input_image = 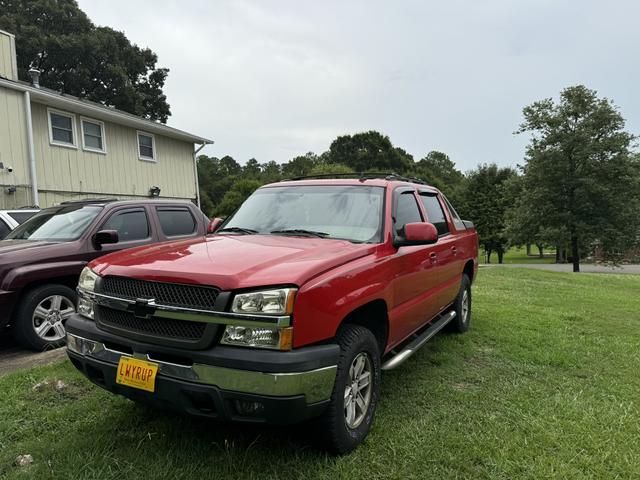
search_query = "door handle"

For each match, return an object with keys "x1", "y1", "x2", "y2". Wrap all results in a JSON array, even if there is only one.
[
  {"x1": 429, "y1": 252, "x2": 438, "y2": 263},
  {"x1": 451, "y1": 246, "x2": 458, "y2": 255}
]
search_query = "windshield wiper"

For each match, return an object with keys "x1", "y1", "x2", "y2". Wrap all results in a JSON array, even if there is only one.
[
  {"x1": 217, "y1": 226, "x2": 258, "y2": 235},
  {"x1": 270, "y1": 229, "x2": 330, "y2": 238}
]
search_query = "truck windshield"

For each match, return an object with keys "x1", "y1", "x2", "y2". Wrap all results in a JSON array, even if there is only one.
[
  {"x1": 6, "y1": 205, "x2": 102, "y2": 242},
  {"x1": 221, "y1": 185, "x2": 385, "y2": 243}
]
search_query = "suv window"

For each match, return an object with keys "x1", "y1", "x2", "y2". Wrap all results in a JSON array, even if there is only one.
[
  {"x1": 157, "y1": 208, "x2": 196, "y2": 237},
  {"x1": 0, "y1": 219, "x2": 10, "y2": 239},
  {"x1": 102, "y1": 209, "x2": 150, "y2": 242},
  {"x1": 394, "y1": 191, "x2": 423, "y2": 236},
  {"x1": 8, "y1": 211, "x2": 37, "y2": 224},
  {"x1": 420, "y1": 194, "x2": 449, "y2": 236},
  {"x1": 442, "y1": 195, "x2": 466, "y2": 231}
]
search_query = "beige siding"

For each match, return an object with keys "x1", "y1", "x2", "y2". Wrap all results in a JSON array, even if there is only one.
[
  {"x1": 30, "y1": 102, "x2": 197, "y2": 206},
  {"x1": 0, "y1": 86, "x2": 32, "y2": 209}
]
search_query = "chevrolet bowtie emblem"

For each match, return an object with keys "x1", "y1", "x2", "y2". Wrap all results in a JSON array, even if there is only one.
[{"x1": 130, "y1": 298, "x2": 157, "y2": 319}]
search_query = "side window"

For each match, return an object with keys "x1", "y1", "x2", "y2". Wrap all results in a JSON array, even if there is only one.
[
  {"x1": 0, "y1": 219, "x2": 10, "y2": 239},
  {"x1": 420, "y1": 194, "x2": 450, "y2": 236},
  {"x1": 156, "y1": 208, "x2": 196, "y2": 237},
  {"x1": 101, "y1": 209, "x2": 150, "y2": 242},
  {"x1": 442, "y1": 196, "x2": 466, "y2": 231},
  {"x1": 394, "y1": 191, "x2": 423, "y2": 236}
]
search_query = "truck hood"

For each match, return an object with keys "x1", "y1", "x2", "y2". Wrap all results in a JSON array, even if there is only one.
[
  {"x1": 0, "y1": 240, "x2": 60, "y2": 258},
  {"x1": 90, "y1": 234, "x2": 376, "y2": 290}
]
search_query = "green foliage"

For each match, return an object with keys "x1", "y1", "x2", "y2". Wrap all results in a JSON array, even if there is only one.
[
  {"x1": 0, "y1": 0, "x2": 171, "y2": 122},
  {"x1": 515, "y1": 85, "x2": 639, "y2": 270},
  {"x1": 327, "y1": 131, "x2": 413, "y2": 172},
  {"x1": 308, "y1": 163, "x2": 354, "y2": 175},
  {"x1": 215, "y1": 179, "x2": 262, "y2": 217},
  {"x1": 411, "y1": 151, "x2": 465, "y2": 203},
  {"x1": 458, "y1": 163, "x2": 516, "y2": 263}
]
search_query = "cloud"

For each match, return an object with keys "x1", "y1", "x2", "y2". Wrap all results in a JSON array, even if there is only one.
[{"x1": 78, "y1": 0, "x2": 640, "y2": 170}]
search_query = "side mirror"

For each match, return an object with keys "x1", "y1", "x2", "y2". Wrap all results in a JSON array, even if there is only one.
[
  {"x1": 207, "y1": 217, "x2": 224, "y2": 234},
  {"x1": 395, "y1": 222, "x2": 438, "y2": 247},
  {"x1": 93, "y1": 230, "x2": 119, "y2": 250}
]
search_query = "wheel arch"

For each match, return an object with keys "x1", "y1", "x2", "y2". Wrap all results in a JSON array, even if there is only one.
[
  {"x1": 337, "y1": 299, "x2": 389, "y2": 356},
  {"x1": 463, "y1": 259, "x2": 475, "y2": 283}
]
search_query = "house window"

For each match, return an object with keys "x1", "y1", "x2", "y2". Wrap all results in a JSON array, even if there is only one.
[
  {"x1": 81, "y1": 117, "x2": 106, "y2": 153},
  {"x1": 137, "y1": 132, "x2": 156, "y2": 161},
  {"x1": 48, "y1": 109, "x2": 76, "y2": 148}
]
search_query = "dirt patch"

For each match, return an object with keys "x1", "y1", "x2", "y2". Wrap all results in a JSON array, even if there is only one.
[{"x1": 0, "y1": 345, "x2": 67, "y2": 377}]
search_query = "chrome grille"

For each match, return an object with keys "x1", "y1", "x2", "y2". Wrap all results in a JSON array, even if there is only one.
[
  {"x1": 100, "y1": 276, "x2": 219, "y2": 310},
  {"x1": 96, "y1": 306, "x2": 207, "y2": 341}
]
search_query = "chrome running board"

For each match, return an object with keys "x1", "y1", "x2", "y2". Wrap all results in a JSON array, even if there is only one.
[{"x1": 381, "y1": 311, "x2": 456, "y2": 371}]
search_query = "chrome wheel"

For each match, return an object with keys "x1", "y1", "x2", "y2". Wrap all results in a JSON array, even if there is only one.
[
  {"x1": 344, "y1": 352, "x2": 373, "y2": 429},
  {"x1": 32, "y1": 295, "x2": 75, "y2": 342},
  {"x1": 461, "y1": 289, "x2": 470, "y2": 324}
]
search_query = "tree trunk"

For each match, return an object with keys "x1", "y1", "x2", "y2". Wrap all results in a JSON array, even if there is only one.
[
  {"x1": 536, "y1": 244, "x2": 544, "y2": 258},
  {"x1": 571, "y1": 235, "x2": 580, "y2": 272},
  {"x1": 526, "y1": 244, "x2": 531, "y2": 256},
  {"x1": 497, "y1": 250, "x2": 504, "y2": 264},
  {"x1": 486, "y1": 249, "x2": 492, "y2": 264}
]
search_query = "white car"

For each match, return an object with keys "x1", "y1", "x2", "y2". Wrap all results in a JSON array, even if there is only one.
[{"x1": 0, "y1": 209, "x2": 39, "y2": 239}]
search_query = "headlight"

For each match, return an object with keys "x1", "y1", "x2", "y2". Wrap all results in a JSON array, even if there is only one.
[
  {"x1": 220, "y1": 325, "x2": 293, "y2": 350},
  {"x1": 231, "y1": 288, "x2": 297, "y2": 315},
  {"x1": 78, "y1": 267, "x2": 99, "y2": 292}
]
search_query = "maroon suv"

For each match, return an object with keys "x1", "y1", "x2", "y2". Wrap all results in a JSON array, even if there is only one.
[{"x1": 0, "y1": 199, "x2": 210, "y2": 350}]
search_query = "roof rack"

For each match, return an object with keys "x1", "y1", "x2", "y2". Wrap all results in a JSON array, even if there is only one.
[
  {"x1": 59, "y1": 198, "x2": 119, "y2": 205},
  {"x1": 285, "y1": 172, "x2": 429, "y2": 185}
]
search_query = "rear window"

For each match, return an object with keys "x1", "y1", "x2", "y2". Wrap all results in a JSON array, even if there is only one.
[
  {"x1": 156, "y1": 208, "x2": 196, "y2": 237},
  {"x1": 8, "y1": 211, "x2": 38, "y2": 224}
]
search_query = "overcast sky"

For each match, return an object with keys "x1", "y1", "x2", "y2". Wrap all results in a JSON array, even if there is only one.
[{"x1": 78, "y1": 0, "x2": 639, "y2": 171}]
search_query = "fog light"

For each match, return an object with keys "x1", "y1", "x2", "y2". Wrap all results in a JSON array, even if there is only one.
[
  {"x1": 66, "y1": 334, "x2": 97, "y2": 355},
  {"x1": 77, "y1": 297, "x2": 95, "y2": 319},
  {"x1": 220, "y1": 326, "x2": 293, "y2": 350},
  {"x1": 234, "y1": 400, "x2": 265, "y2": 416}
]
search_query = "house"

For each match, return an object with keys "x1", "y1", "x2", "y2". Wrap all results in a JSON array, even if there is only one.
[{"x1": 0, "y1": 29, "x2": 212, "y2": 210}]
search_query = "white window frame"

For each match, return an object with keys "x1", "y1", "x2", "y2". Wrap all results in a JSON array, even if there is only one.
[
  {"x1": 47, "y1": 108, "x2": 77, "y2": 149},
  {"x1": 137, "y1": 131, "x2": 156, "y2": 162},
  {"x1": 80, "y1": 116, "x2": 107, "y2": 154}
]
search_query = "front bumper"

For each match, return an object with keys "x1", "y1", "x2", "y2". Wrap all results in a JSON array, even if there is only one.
[{"x1": 65, "y1": 314, "x2": 339, "y2": 424}]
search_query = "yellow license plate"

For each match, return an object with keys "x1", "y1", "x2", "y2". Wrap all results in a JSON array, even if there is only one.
[{"x1": 116, "y1": 357, "x2": 159, "y2": 393}]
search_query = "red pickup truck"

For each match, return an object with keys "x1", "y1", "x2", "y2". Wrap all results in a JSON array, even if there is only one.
[{"x1": 65, "y1": 175, "x2": 478, "y2": 453}]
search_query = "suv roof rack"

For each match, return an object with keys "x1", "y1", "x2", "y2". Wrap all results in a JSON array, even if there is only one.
[
  {"x1": 285, "y1": 172, "x2": 429, "y2": 185},
  {"x1": 59, "y1": 198, "x2": 119, "y2": 205}
]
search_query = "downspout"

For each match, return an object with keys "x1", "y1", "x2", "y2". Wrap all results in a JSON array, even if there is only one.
[
  {"x1": 193, "y1": 141, "x2": 210, "y2": 209},
  {"x1": 23, "y1": 91, "x2": 39, "y2": 207}
]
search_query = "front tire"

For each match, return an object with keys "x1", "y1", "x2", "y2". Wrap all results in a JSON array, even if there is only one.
[
  {"x1": 316, "y1": 324, "x2": 381, "y2": 454},
  {"x1": 13, "y1": 284, "x2": 76, "y2": 351}
]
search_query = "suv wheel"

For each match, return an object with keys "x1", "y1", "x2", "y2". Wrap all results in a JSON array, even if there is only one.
[
  {"x1": 13, "y1": 284, "x2": 77, "y2": 351},
  {"x1": 447, "y1": 274, "x2": 472, "y2": 333},
  {"x1": 316, "y1": 324, "x2": 381, "y2": 454}
]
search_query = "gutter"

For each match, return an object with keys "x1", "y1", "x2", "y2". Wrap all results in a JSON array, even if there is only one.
[
  {"x1": 193, "y1": 142, "x2": 212, "y2": 210},
  {"x1": 23, "y1": 91, "x2": 39, "y2": 207}
]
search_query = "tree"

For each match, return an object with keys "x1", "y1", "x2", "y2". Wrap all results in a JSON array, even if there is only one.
[
  {"x1": 412, "y1": 151, "x2": 465, "y2": 203},
  {"x1": 327, "y1": 131, "x2": 413, "y2": 172},
  {"x1": 0, "y1": 0, "x2": 171, "y2": 122},
  {"x1": 517, "y1": 85, "x2": 639, "y2": 272},
  {"x1": 458, "y1": 164, "x2": 516, "y2": 263},
  {"x1": 281, "y1": 152, "x2": 319, "y2": 178},
  {"x1": 215, "y1": 179, "x2": 262, "y2": 217},
  {"x1": 308, "y1": 163, "x2": 354, "y2": 175}
]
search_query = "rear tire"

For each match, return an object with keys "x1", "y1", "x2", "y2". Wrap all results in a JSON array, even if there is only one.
[
  {"x1": 315, "y1": 324, "x2": 381, "y2": 454},
  {"x1": 13, "y1": 284, "x2": 76, "y2": 351},
  {"x1": 448, "y1": 274, "x2": 471, "y2": 333}
]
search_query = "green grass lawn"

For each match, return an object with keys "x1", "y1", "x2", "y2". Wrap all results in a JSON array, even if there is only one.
[
  {"x1": 481, "y1": 246, "x2": 556, "y2": 264},
  {"x1": 1, "y1": 268, "x2": 639, "y2": 479}
]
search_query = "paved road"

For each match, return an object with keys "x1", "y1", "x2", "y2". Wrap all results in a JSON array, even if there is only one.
[
  {"x1": 0, "y1": 333, "x2": 66, "y2": 377},
  {"x1": 481, "y1": 263, "x2": 640, "y2": 274}
]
